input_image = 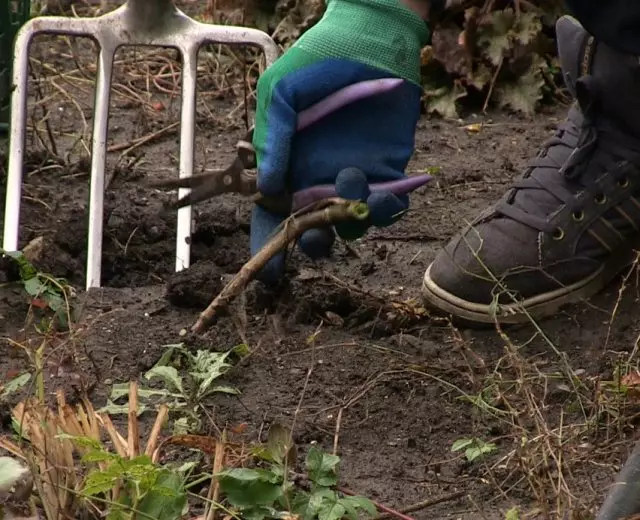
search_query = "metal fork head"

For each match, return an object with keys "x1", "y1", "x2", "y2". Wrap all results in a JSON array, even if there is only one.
[{"x1": 2, "y1": 0, "x2": 279, "y2": 290}]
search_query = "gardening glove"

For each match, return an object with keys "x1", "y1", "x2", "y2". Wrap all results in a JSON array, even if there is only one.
[{"x1": 250, "y1": 0, "x2": 431, "y2": 285}]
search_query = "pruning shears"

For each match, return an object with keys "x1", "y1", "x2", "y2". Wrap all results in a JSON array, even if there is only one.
[{"x1": 153, "y1": 125, "x2": 432, "y2": 216}]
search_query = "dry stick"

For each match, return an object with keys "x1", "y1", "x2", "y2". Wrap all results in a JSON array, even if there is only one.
[
  {"x1": 191, "y1": 200, "x2": 370, "y2": 333},
  {"x1": 373, "y1": 491, "x2": 466, "y2": 520},
  {"x1": 127, "y1": 381, "x2": 140, "y2": 459},
  {"x1": 205, "y1": 431, "x2": 227, "y2": 520}
]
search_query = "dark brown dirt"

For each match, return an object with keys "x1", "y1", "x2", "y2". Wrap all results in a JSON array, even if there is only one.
[{"x1": 2, "y1": 17, "x2": 640, "y2": 520}]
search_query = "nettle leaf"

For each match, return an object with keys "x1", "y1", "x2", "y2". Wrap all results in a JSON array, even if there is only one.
[
  {"x1": 145, "y1": 365, "x2": 185, "y2": 394},
  {"x1": 216, "y1": 468, "x2": 283, "y2": 507},
  {"x1": 137, "y1": 470, "x2": 187, "y2": 520},
  {"x1": 83, "y1": 468, "x2": 120, "y2": 496},
  {"x1": 496, "y1": 63, "x2": 545, "y2": 116},
  {"x1": 81, "y1": 449, "x2": 120, "y2": 464},
  {"x1": 0, "y1": 456, "x2": 30, "y2": 493},
  {"x1": 306, "y1": 447, "x2": 339, "y2": 487}
]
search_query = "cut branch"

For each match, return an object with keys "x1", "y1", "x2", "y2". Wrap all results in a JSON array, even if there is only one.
[{"x1": 191, "y1": 199, "x2": 369, "y2": 333}]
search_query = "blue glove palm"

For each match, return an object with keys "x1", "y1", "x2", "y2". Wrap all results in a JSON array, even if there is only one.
[{"x1": 249, "y1": 0, "x2": 430, "y2": 284}]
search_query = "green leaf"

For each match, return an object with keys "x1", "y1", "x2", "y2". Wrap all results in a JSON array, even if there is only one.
[
  {"x1": 424, "y1": 81, "x2": 467, "y2": 120},
  {"x1": 452, "y1": 438, "x2": 497, "y2": 462},
  {"x1": 340, "y1": 495, "x2": 377, "y2": 519},
  {"x1": 512, "y1": 11, "x2": 542, "y2": 47},
  {"x1": 216, "y1": 468, "x2": 283, "y2": 507},
  {"x1": 266, "y1": 423, "x2": 297, "y2": 465},
  {"x1": 55, "y1": 433, "x2": 103, "y2": 451},
  {"x1": 318, "y1": 497, "x2": 346, "y2": 520},
  {"x1": 154, "y1": 345, "x2": 181, "y2": 368},
  {"x1": 81, "y1": 449, "x2": 120, "y2": 464},
  {"x1": 505, "y1": 506, "x2": 520, "y2": 520},
  {"x1": 98, "y1": 399, "x2": 150, "y2": 416},
  {"x1": 0, "y1": 456, "x2": 30, "y2": 493},
  {"x1": 23, "y1": 276, "x2": 45, "y2": 297},
  {"x1": 210, "y1": 385, "x2": 241, "y2": 395},
  {"x1": 83, "y1": 468, "x2": 120, "y2": 496},
  {"x1": 1, "y1": 372, "x2": 31, "y2": 399},
  {"x1": 137, "y1": 470, "x2": 187, "y2": 520},
  {"x1": 477, "y1": 8, "x2": 515, "y2": 65},
  {"x1": 232, "y1": 343, "x2": 251, "y2": 358},
  {"x1": 2, "y1": 250, "x2": 37, "y2": 280},
  {"x1": 190, "y1": 350, "x2": 234, "y2": 398},
  {"x1": 496, "y1": 61, "x2": 545, "y2": 116},
  {"x1": 451, "y1": 438, "x2": 474, "y2": 453},
  {"x1": 145, "y1": 366, "x2": 184, "y2": 394},
  {"x1": 306, "y1": 447, "x2": 339, "y2": 487}
]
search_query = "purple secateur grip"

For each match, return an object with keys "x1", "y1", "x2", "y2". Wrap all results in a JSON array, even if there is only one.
[
  {"x1": 283, "y1": 77, "x2": 432, "y2": 212},
  {"x1": 289, "y1": 174, "x2": 433, "y2": 212}
]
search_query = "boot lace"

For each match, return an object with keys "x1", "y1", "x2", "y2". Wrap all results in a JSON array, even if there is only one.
[{"x1": 494, "y1": 78, "x2": 640, "y2": 234}]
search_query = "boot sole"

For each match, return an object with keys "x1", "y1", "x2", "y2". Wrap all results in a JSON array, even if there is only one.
[{"x1": 421, "y1": 248, "x2": 639, "y2": 326}]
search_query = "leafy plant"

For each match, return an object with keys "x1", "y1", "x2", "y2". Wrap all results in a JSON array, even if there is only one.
[
  {"x1": 1, "y1": 249, "x2": 73, "y2": 329},
  {"x1": 102, "y1": 343, "x2": 247, "y2": 433},
  {"x1": 215, "y1": 425, "x2": 377, "y2": 520},
  {"x1": 451, "y1": 437, "x2": 498, "y2": 462},
  {"x1": 422, "y1": 3, "x2": 565, "y2": 118},
  {"x1": 0, "y1": 382, "x2": 192, "y2": 520},
  {"x1": 67, "y1": 435, "x2": 188, "y2": 520}
]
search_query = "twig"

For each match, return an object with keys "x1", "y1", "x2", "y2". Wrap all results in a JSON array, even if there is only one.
[
  {"x1": 483, "y1": 55, "x2": 503, "y2": 113},
  {"x1": 127, "y1": 381, "x2": 140, "y2": 459},
  {"x1": 205, "y1": 430, "x2": 227, "y2": 520},
  {"x1": 107, "y1": 121, "x2": 180, "y2": 154},
  {"x1": 373, "y1": 491, "x2": 466, "y2": 519},
  {"x1": 145, "y1": 404, "x2": 169, "y2": 457},
  {"x1": 191, "y1": 200, "x2": 370, "y2": 333},
  {"x1": 332, "y1": 408, "x2": 343, "y2": 456}
]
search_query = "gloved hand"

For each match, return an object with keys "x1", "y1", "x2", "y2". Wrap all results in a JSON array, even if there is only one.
[{"x1": 250, "y1": 0, "x2": 431, "y2": 284}]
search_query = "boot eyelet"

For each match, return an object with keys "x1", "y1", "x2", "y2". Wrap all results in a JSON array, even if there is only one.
[
  {"x1": 572, "y1": 210, "x2": 584, "y2": 222},
  {"x1": 552, "y1": 228, "x2": 565, "y2": 240},
  {"x1": 618, "y1": 177, "x2": 630, "y2": 188},
  {"x1": 595, "y1": 193, "x2": 607, "y2": 204}
]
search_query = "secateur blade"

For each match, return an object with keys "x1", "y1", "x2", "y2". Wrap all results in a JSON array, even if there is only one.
[{"x1": 151, "y1": 126, "x2": 257, "y2": 208}]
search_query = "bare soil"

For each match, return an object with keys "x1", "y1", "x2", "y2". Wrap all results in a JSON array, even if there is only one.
[{"x1": 2, "y1": 13, "x2": 640, "y2": 520}]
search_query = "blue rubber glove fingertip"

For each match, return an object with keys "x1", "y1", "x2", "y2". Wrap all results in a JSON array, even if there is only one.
[
  {"x1": 299, "y1": 228, "x2": 335, "y2": 259},
  {"x1": 335, "y1": 167, "x2": 371, "y2": 201},
  {"x1": 367, "y1": 191, "x2": 408, "y2": 228}
]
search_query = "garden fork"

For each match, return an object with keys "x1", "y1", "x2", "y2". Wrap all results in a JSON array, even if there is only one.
[{"x1": 1, "y1": 0, "x2": 279, "y2": 290}]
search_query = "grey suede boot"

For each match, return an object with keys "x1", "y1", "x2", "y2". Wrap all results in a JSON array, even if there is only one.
[{"x1": 422, "y1": 15, "x2": 640, "y2": 324}]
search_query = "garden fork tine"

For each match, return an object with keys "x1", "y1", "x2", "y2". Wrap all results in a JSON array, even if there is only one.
[{"x1": 2, "y1": 0, "x2": 279, "y2": 290}]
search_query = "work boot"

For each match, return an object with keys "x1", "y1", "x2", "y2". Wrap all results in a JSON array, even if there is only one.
[{"x1": 422, "y1": 15, "x2": 640, "y2": 324}]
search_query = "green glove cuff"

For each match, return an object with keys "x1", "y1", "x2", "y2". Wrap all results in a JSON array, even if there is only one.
[{"x1": 292, "y1": 0, "x2": 430, "y2": 86}]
